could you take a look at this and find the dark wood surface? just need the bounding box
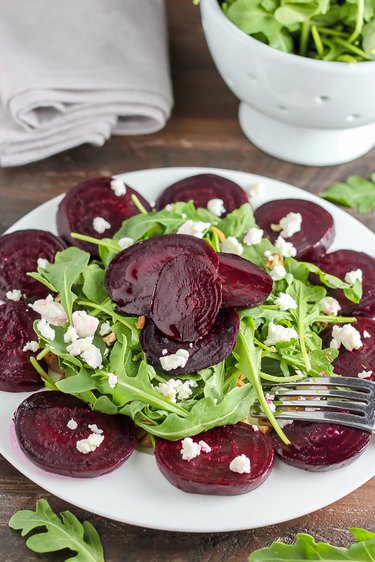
[0,2,374,560]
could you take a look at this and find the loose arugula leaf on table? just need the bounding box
[320,174,375,213]
[9,499,104,562]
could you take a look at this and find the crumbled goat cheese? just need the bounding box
[30,294,68,326]
[180,213,187,219]
[67,419,78,430]
[243,227,263,246]
[275,236,297,258]
[345,269,362,285]
[110,178,127,196]
[165,204,173,212]
[220,236,243,256]
[364,330,371,339]
[207,198,226,217]
[63,326,78,344]
[319,297,341,316]
[264,250,272,257]
[99,321,111,336]
[159,349,189,372]
[118,237,134,250]
[274,293,297,311]
[76,433,104,454]
[180,438,201,461]
[72,310,99,337]
[278,419,293,428]
[154,378,197,403]
[162,349,168,356]
[88,424,103,434]
[265,322,298,346]
[265,392,276,413]
[248,182,264,198]
[107,372,118,389]
[81,345,103,369]
[66,336,94,356]
[177,220,210,239]
[358,370,372,379]
[278,212,302,238]
[330,324,362,351]
[269,265,286,281]
[0,299,4,306]
[6,289,22,301]
[37,319,56,341]
[92,216,111,234]
[22,340,39,353]
[229,454,251,474]
[198,440,212,453]
[37,258,49,269]
[252,425,259,432]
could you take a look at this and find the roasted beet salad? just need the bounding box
[1,172,374,493]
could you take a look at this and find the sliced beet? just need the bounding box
[218,253,273,308]
[141,309,239,374]
[56,176,151,256]
[271,421,371,471]
[321,317,375,381]
[14,391,137,478]
[313,250,375,317]
[155,173,249,216]
[105,234,218,316]
[0,301,44,392]
[155,423,274,495]
[0,229,66,301]
[151,254,222,341]
[254,199,335,261]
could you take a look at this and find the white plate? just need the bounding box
[2,167,375,533]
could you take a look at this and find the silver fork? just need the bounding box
[250,376,375,432]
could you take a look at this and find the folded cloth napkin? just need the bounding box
[0,0,173,166]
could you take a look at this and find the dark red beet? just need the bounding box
[254,199,335,261]
[0,229,66,301]
[155,173,249,216]
[141,309,239,374]
[105,234,218,316]
[56,176,151,256]
[14,391,137,478]
[0,302,43,392]
[321,317,375,381]
[313,250,375,317]
[271,421,371,471]
[218,253,273,308]
[155,423,274,495]
[151,254,222,342]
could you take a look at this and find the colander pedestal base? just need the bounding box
[239,103,375,166]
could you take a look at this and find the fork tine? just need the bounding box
[251,398,367,413]
[263,376,373,392]
[268,388,369,401]
[252,410,374,432]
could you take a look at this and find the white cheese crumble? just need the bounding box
[266,392,276,413]
[67,419,78,430]
[243,227,263,246]
[162,349,168,356]
[264,250,272,257]
[278,212,302,238]
[22,340,39,353]
[92,216,111,234]
[220,236,243,256]
[66,336,94,356]
[106,372,118,389]
[198,440,212,453]
[118,237,134,250]
[229,454,251,474]
[252,425,259,432]
[159,349,189,372]
[88,423,103,435]
[345,269,362,285]
[6,289,22,301]
[153,378,197,403]
[177,220,210,239]
[66,336,103,369]
[358,370,372,379]
[76,433,104,454]
[165,204,173,212]
[364,330,371,339]
[330,324,362,351]
[275,236,297,258]
[269,265,286,281]
[207,198,226,217]
[278,419,293,428]
[180,437,201,461]
[274,292,297,311]
[99,321,111,336]
[64,325,79,344]
[181,213,187,219]
[37,258,49,269]
[265,322,298,346]
[319,297,341,316]
[110,178,127,196]
[30,294,68,326]
[72,310,99,337]
[37,318,56,341]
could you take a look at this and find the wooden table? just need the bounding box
[1,2,374,560]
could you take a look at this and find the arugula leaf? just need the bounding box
[249,529,375,561]
[320,174,375,213]
[219,203,255,239]
[9,499,104,562]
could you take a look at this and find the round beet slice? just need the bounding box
[56,176,152,256]
[155,423,274,495]
[0,301,44,392]
[14,391,137,478]
[271,421,371,471]
[313,250,375,317]
[141,309,239,374]
[151,254,222,342]
[321,317,375,381]
[0,229,66,301]
[105,234,218,316]
[218,253,273,308]
[254,199,335,261]
[155,173,248,216]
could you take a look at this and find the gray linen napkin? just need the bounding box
[0,0,173,166]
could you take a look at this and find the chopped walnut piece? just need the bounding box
[210,226,226,242]
[54,294,62,303]
[270,223,282,232]
[136,315,146,330]
[103,332,117,346]
[44,351,64,374]
[265,253,284,269]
